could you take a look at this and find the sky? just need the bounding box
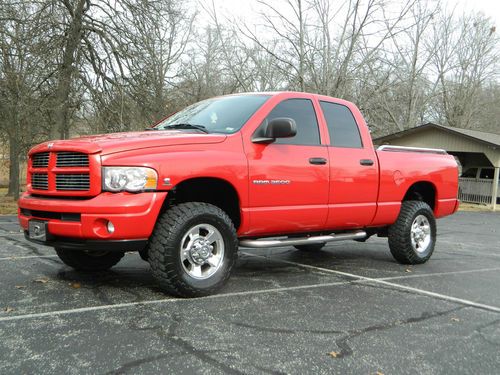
[447,0,500,26]
[209,0,500,27]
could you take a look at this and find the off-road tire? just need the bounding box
[388,200,436,264]
[294,243,326,251]
[55,248,125,271]
[148,202,238,297]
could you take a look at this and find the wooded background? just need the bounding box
[1,0,499,198]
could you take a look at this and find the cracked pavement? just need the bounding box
[0,212,499,374]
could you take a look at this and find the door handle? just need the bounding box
[360,159,374,166]
[309,157,327,165]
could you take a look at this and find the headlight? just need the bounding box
[103,167,158,192]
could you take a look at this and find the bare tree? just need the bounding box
[0,1,54,197]
[117,0,195,124]
[370,0,440,131]
[430,11,499,129]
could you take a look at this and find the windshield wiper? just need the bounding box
[159,123,209,133]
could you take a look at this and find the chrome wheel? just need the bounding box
[180,223,224,279]
[411,214,431,253]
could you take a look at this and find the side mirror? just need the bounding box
[252,118,297,143]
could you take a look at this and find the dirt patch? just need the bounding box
[0,188,18,215]
[458,202,496,212]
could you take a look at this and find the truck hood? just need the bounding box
[29,130,228,156]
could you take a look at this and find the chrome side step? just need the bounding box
[239,230,367,248]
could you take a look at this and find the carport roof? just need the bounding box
[374,123,500,149]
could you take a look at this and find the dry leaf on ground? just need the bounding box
[328,351,339,358]
[70,282,81,289]
[4,307,14,313]
[34,277,49,284]
[14,285,26,289]
[451,317,460,322]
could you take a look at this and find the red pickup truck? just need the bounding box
[18,92,459,297]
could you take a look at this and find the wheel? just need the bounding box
[55,248,125,271]
[148,202,238,297]
[294,243,326,251]
[388,200,436,264]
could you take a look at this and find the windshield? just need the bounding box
[155,94,270,134]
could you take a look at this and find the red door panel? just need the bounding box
[326,147,378,229]
[245,143,329,236]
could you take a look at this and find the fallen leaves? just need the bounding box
[405,268,412,273]
[34,277,49,284]
[69,282,81,289]
[451,317,460,322]
[4,307,14,313]
[14,285,26,289]
[328,351,340,358]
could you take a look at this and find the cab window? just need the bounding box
[266,99,321,146]
[320,101,363,148]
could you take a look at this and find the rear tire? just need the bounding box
[55,248,125,271]
[294,243,326,251]
[388,201,436,264]
[148,202,238,297]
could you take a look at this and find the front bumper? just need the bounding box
[18,191,168,246]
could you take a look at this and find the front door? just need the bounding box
[244,98,329,236]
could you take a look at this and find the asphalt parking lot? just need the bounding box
[0,212,499,374]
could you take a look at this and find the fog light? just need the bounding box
[107,221,115,234]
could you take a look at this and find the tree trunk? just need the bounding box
[7,133,20,199]
[51,0,88,140]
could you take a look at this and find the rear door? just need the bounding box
[319,100,379,229]
[244,98,329,236]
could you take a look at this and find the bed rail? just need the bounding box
[377,145,447,155]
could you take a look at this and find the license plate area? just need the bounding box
[28,220,48,242]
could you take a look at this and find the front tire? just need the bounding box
[55,248,125,271]
[388,201,436,264]
[148,202,238,297]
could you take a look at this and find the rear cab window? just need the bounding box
[320,101,363,148]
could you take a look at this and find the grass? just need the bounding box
[458,202,497,212]
[0,188,19,215]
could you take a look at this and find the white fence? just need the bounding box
[458,177,495,205]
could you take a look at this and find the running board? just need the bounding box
[239,230,367,248]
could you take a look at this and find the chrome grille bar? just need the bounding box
[31,173,49,190]
[32,152,50,168]
[56,152,89,167]
[55,174,90,191]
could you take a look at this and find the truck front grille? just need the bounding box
[31,173,48,190]
[32,152,50,168]
[56,152,89,167]
[56,174,90,191]
[28,151,99,196]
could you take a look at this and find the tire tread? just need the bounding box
[388,200,436,264]
[148,202,237,297]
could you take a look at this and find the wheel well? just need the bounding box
[403,182,436,210]
[163,178,241,229]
